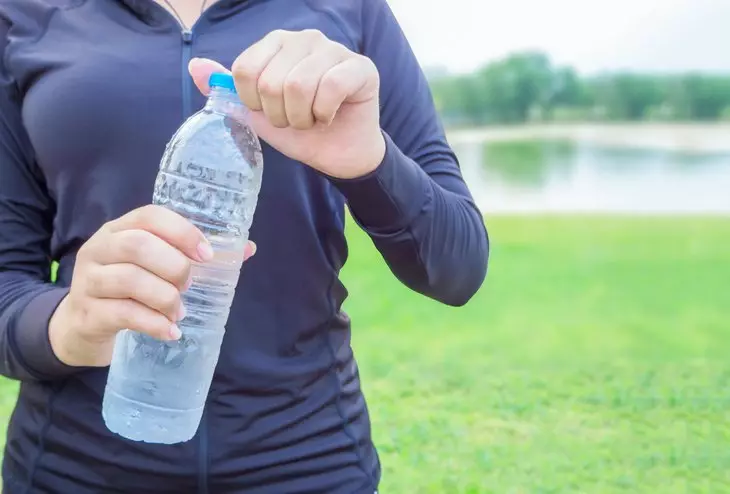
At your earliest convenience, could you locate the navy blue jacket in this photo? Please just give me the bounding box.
[0,0,488,492]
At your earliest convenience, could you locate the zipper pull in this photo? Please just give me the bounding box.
[182,30,193,44]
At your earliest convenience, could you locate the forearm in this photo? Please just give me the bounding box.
[0,272,76,381]
[333,132,489,306]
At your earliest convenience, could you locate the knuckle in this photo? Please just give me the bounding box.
[302,28,325,41]
[116,306,137,331]
[258,77,281,97]
[232,58,256,83]
[160,288,181,313]
[181,263,192,286]
[312,105,332,123]
[269,29,289,41]
[321,72,346,95]
[117,230,146,261]
[358,53,376,71]
[289,112,314,130]
[115,266,138,295]
[169,254,191,284]
[283,75,310,96]
[270,116,290,129]
[118,306,164,336]
[137,204,158,216]
[97,221,113,236]
[144,311,171,338]
[362,56,379,79]
[83,225,111,258]
[332,41,352,56]
[85,266,106,295]
[76,241,94,264]
[290,119,311,130]
[132,205,157,225]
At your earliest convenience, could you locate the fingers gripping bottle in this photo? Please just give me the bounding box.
[102,73,264,444]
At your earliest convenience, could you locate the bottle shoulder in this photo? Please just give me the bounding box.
[163,109,263,173]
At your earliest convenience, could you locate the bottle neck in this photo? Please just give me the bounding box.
[205,87,244,114]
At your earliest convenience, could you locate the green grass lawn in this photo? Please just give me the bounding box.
[1,216,728,493]
[341,215,730,493]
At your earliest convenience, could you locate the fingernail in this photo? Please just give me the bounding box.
[197,241,214,262]
[169,324,182,340]
[178,303,187,322]
[183,274,193,292]
[250,242,257,256]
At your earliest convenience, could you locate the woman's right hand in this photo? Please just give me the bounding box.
[48,205,255,368]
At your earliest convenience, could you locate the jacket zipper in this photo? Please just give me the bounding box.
[179,28,208,493]
[179,27,208,494]
[180,26,212,494]
[198,410,209,494]
[142,3,220,492]
[166,20,209,494]
[181,29,194,119]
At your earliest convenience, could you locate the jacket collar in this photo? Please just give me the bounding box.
[118,0,249,27]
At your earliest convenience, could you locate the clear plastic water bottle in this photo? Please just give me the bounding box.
[102,73,264,444]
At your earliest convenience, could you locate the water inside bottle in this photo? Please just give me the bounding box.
[102,80,263,444]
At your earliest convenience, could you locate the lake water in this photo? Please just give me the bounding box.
[451,130,730,214]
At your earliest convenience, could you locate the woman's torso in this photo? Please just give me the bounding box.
[1,1,379,492]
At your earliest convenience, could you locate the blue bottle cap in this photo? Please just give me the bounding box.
[209,72,237,92]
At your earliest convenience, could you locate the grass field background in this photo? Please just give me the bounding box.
[0,215,728,492]
[341,216,730,493]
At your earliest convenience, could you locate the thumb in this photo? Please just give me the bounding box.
[188,57,230,95]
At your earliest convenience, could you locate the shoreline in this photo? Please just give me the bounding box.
[445,122,730,153]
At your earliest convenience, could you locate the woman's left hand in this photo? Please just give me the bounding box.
[189,29,385,180]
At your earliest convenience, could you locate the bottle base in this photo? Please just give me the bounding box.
[102,387,204,445]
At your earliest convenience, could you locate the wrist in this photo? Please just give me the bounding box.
[329,130,429,231]
[331,130,386,180]
[48,296,75,366]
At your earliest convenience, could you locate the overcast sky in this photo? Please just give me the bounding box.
[388,0,730,75]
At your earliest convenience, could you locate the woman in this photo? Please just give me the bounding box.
[0,0,488,492]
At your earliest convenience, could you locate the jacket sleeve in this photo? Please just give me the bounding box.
[331,0,489,306]
[0,17,75,381]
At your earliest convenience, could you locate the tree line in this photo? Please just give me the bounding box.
[427,51,730,126]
